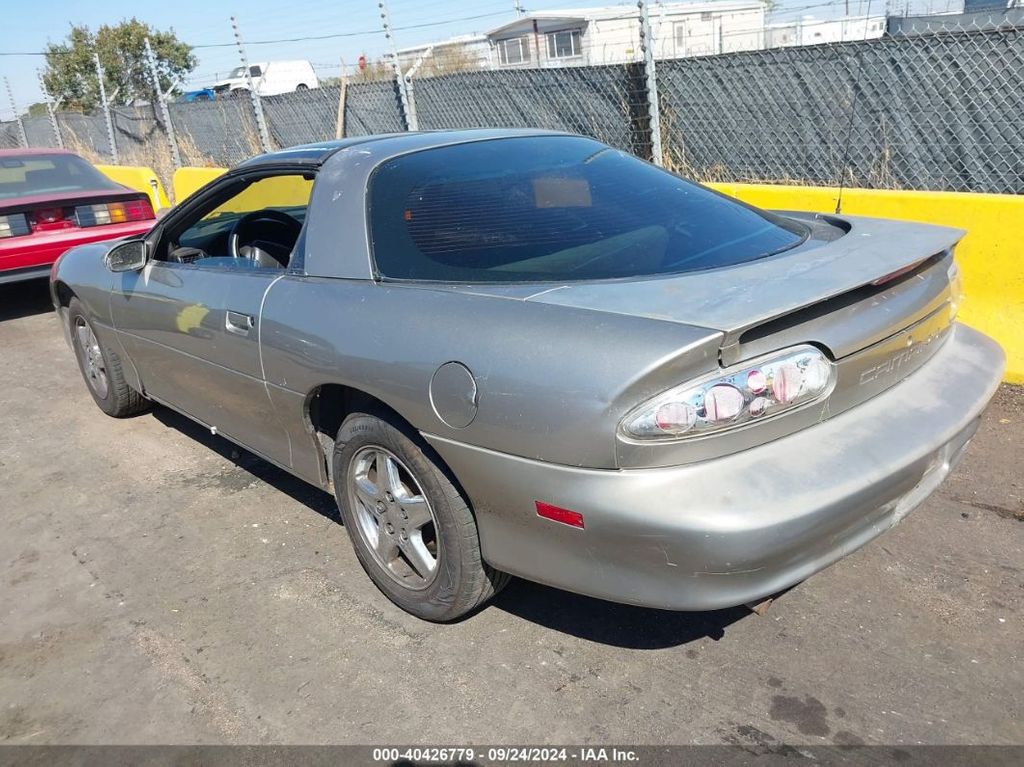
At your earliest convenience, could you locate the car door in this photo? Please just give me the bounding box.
[109,168,315,468]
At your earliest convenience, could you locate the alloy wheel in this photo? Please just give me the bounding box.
[347,446,440,589]
[75,317,109,399]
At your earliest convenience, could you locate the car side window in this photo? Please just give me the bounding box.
[160,173,314,271]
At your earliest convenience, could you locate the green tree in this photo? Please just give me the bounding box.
[42,19,196,111]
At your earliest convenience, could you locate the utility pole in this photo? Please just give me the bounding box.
[335,58,348,139]
[143,38,181,168]
[378,0,416,131]
[231,16,272,153]
[514,1,525,17]
[94,54,118,163]
[4,78,28,148]
[637,0,663,166]
[37,71,63,148]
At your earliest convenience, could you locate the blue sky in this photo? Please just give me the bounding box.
[0,0,953,119]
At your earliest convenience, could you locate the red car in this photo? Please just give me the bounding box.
[0,148,156,284]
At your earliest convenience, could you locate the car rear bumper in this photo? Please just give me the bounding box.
[0,265,52,285]
[0,220,153,276]
[424,323,1005,611]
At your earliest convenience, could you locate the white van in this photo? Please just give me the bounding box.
[213,61,319,97]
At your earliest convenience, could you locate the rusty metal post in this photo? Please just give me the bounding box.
[4,77,28,147]
[637,0,663,166]
[231,16,272,153]
[143,38,181,168]
[94,53,119,163]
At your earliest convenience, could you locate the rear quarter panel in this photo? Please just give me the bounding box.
[258,276,723,478]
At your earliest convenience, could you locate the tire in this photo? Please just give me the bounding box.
[295,83,308,91]
[332,410,510,621]
[68,298,149,418]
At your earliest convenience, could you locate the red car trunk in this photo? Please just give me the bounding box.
[0,150,156,283]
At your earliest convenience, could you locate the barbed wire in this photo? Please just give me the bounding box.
[0,0,952,57]
[3,3,1020,199]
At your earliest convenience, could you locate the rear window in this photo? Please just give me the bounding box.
[368,136,806,283]
[0,154,121,200]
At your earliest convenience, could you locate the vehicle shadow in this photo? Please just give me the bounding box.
[151,406,340,524]
[154,405,750,648]
[489,579,750,649]
[0,278,54,322]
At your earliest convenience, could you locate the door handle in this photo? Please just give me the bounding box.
[225,310,255,336]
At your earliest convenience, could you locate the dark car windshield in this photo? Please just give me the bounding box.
[368,136,806,283]
[0,153,121,200]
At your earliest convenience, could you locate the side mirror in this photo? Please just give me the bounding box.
[104,239,148,273]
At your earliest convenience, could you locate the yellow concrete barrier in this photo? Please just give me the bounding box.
[173,167,227,202]
[96,165,170,211]
[173,168,312,212]
[708,183,1024,384]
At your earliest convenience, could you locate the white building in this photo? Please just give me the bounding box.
[485,2,767,68]
[766,14,887,48]
[385,3,891,76]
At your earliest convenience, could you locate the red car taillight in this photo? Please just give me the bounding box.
[0,213,31,238]
[29,207,75,232]
[75,197,155,227]
[621,346,835,441]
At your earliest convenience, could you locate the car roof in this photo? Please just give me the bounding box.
[0,147,77,158]
[235,128,568,169]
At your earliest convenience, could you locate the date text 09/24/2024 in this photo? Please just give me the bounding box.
[371,747,639,762]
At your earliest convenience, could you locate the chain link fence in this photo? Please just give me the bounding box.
[411,65,647,154]
[171,98,263,166]
[659,18,1024,193]
[2,11,1021,197]
[343,80,407,136]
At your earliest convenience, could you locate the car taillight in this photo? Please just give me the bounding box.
[33,207,69,223]
[75,198,155,227]
[0,213,31,238]
[621,346,835,441]
[29,207,74,231]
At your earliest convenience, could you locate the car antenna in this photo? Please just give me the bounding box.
[834,0,873,215]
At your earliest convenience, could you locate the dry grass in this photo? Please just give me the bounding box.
[64,126,181,203]
[175,106,271,168]
[62,119,268,204]
[662,133,904,190]
[656,95,905,190]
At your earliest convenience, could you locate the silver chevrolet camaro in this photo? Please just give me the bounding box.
[51,130,1004,621]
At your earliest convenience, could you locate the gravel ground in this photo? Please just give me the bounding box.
[1,279,1021,747]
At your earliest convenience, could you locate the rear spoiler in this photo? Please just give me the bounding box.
[529,213,964,364]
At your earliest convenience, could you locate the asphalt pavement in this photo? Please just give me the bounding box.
[1,279,1021,746]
